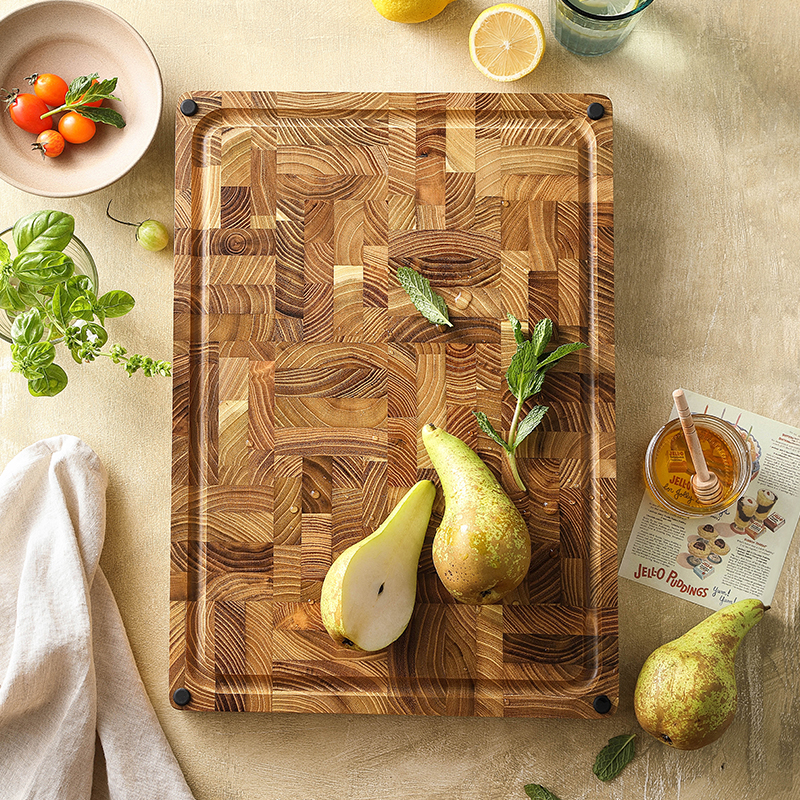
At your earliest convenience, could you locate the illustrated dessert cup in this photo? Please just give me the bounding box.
[732,495,757,532]
[754,489,778,522]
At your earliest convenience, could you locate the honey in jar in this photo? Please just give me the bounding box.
[644,414,751,517]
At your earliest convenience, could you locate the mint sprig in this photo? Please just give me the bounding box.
[476,314,586,491]
[396,266,452,327]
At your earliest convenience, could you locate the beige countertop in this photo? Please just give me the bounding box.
[1,1,798,798]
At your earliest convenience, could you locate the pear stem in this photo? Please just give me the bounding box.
[506,396,526,491]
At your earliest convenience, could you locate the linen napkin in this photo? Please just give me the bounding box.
[0,435,195,800]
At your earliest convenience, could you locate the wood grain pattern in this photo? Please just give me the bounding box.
[172,92,616,717]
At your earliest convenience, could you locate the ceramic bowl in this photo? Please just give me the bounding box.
[0,0,162,197]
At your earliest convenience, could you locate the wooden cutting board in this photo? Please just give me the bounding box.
[170,92,617,717]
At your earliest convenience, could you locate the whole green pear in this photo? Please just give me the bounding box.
[421,423,531,604]
[634,598,767,750]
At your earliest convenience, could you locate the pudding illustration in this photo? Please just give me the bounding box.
[754,489,778,522]
[731,495,757,532]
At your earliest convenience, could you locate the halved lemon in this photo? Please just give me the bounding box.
[469,3,546,82]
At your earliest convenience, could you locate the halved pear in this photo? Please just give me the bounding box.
[320,480,436,651]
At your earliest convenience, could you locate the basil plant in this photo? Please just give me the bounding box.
[0,210,170,397]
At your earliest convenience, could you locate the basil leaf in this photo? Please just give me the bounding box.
[80,322,108,348]
[0,239,10,266]
[28,364,68,397]
[474,411,510,452]
[10,308,44,346]
[69,296,94,322]
[67,274,95,294]
[13,251,75,286]
[99,289,135,318]
[529,317,553,358]
[396,266,452,327]
[0,281,26,313]
[25,341,56,370]
[75,105,126,128]
[537,341,588,370]
[13,210,75,253]
[17,282,39,307]
[524,785,562,800]
[51,284,68,328]
[513,405,549,447]
[593,734,636,782]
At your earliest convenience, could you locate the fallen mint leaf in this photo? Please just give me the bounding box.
[396,266,452,327]
[523,784,562,800]
[593,733,636,782]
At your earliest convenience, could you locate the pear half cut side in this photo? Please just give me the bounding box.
[320,480,436,652]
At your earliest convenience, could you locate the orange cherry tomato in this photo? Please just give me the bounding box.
[26,73,69,107]
[58,111,96,144]
[32,129,66,158]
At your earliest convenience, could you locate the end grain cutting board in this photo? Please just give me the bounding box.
[171,92,617,717]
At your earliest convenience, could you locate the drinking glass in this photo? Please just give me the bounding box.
[551,0,654,57]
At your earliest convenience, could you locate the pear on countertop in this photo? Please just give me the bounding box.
[421,423,531,605]
[320,480,435,652]
[634,598,767,750]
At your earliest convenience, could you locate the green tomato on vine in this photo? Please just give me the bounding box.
[106,200,169,252]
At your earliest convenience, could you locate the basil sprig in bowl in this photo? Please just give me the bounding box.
[0,209,170,397]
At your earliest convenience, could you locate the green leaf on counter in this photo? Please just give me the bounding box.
[524,784,562,800]
[593,733,636,782]
[396,266,452,327]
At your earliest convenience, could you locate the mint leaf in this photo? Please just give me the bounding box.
[76,105,126,128]
[64,73,98,104]
[537,341,588,370]
[593,734,636,782]
[524,784,561,800]
[529,317,553,357]
[508,313,526,348]
[506,340,539,400]
[397,266,452,327]
[474,411,510,451]
[513,405,549,447]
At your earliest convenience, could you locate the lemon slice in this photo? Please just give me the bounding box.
[469,3,546,82]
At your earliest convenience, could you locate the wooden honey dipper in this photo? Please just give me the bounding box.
[672,388,723,505]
